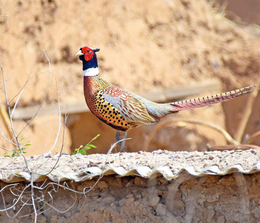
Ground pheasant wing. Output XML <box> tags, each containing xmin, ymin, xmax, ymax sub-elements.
<box><xmin>102</xmin><ymin>86</ymin><xmax>155</xmax><ymax>125</ymax></box>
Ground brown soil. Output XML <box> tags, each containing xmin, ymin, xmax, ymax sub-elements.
<box><xmin>63</xmin><ymin>173</ymin><xmax>260</xmax><ymax>223</ymax></box>
<box><xmin>2</xmin><ymin>173</ymin><xmax>260</xmax><ymax>223</ymax></box>
<box><xmin>0</xmin><ymin>0</ymin><xmax>260</xmax><ymax>156</ymax></box>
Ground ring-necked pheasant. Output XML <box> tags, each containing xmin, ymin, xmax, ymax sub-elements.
<box><xmin>76</xmin><ymin>46</ymin><xmax>260</xmax><ymax>152</ymax></box>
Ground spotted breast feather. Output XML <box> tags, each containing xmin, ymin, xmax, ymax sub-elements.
<box><xmin>92</xmin><ymin>86</ymin><xmax>156</xmax><ymax>131</ymax></box>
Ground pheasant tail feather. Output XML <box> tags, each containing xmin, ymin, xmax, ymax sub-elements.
<box><xmin>170</xmin><ymin>83</ymin><xmax>260</xmax><ymax>112</ymax></box>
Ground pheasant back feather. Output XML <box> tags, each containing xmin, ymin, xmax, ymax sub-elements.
<box><xmin>102</xmin><ymin>86</ymin><xmax>156</xmax><ymax>124</ymax></box>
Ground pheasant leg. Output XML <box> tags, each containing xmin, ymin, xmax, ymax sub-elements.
<box><xmin>115</xmin><ymin>131</ymin><xmax>127</xmax><ymax>152</ymax></box>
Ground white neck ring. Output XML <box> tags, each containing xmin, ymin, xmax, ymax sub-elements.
<box><xmin>83</xmin><ymin>67</ymin><xmax>99</xmax><ymax>77</ymax></box>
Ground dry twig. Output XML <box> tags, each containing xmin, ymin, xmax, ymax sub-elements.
<box><xmin>0</xmin><ymin>50</ymin><xmax>71</xmax><ymax>222</ymax></box>
<box><xmin>235</xmin><ymin>86</ymin><xmax>259</xmax><ymax>143</ymax></box>
<box><xmin>143</xmin><ymin>117</ymin><xmax>240</xmax><ymax>151</ymax></box>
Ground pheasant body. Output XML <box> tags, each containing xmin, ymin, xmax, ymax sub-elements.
<box><xmin>84</xmin><ymin>76</ymin><xmax>156</xmax><ymax>131</ymax></box>
<box><xmin>76</xmin><ymin>46</ymin><xmax>260</xmax><ymax>152</ymax></box>
<box><xmin>84</xmin><ymin>74</ymin><xmax>178</xmax><ymax>132</ymax></box>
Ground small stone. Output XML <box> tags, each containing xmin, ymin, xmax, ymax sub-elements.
<box><xmin>103</xmin><ymin>196</ymin><xmax>115</xmax><ymax>203</ymax></box>
<box><xmin>156</xmin><ymin>203</ymin><xmax>166</xmax><ymax>216</ymax></box>
<box><xmin>134</xmin><ymin>177</ymin><xmax>146</xmax><ymax>186</ymax></box>
<box><xmin>158</xmin><ymin>177</ymin><xmax>167</xmax><ymax>184</ymax></box>
<box><xmin>148</xmin><ymin>195</ymin><xmax>160</xmax><ymax>208</ymax></box>
<box><xmin>97</xmin><ymin>181</ymin><xmax>108</xmax><ymax>189</ymax></box>
<box><xmin>216</xmin><ymin>216</ymin><xmax>225</xmax><ymax>223</ymax></box>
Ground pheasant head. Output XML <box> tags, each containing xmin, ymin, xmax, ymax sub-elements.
<box><xmin>76</xmin><ymin>46</ymin><xmax>100</xmax><ymax>76</ymax></box>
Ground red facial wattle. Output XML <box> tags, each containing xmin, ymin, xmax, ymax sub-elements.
<box><xmin>82</xmin><ymin>46</ymin><xmax>94</xmax><ymax>61</ymax></box>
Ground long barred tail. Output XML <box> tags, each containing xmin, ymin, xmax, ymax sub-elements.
<box><xmin>170</xmin><ymin>83</ymin><xmax>260</xmax><ymax>112</ymax></box>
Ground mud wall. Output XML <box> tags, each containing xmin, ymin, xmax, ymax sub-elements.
<box><xmin>1</xmin><ymin>173</ymin><xmax>260</xmax><ymax>222</ymax></box>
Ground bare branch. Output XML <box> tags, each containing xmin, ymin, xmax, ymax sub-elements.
<box><xmin>0</xmin><ymin>144</ymin><xmax>16</xmax><ymax>153</ymax></box>
<box><xmin>106</xmin><ymin>138</ymin><xmax>131</xmax><ymax>159</ymax></box>
<box><xmin>40</xmin><ymin>193</ymin><xmax>77</xmax><ymax>213</ymax></box>
<box><xmin>243</xmin><ymin>130</ymin><xmax>260</xmax><ymax>144</ymax></box>
<box><xmin>0</xmin><ymin>184</ymin><xmax>31</xmax><ymax>212</ymax></box>
<box><xmin>0</xmin><ymin>128</ymin><xmax>16</xmax><ymax>146</ymax></box>
<box><xmin>0</xmin><ymin>183</ymin><xmax>19</xmax><ymax>193</ymax></box>
<box><xmin>143</xmin><ymin>117</ymin><xmax>240</xmax><ymax>151</ymax></box>
<box><xmin>235</xmin><ymin>87</ymin><xmax>259</xmax><ymax>143</ymax></box>
<box><xmin>30</xmin><ymin>177</ymin><xmax>37</xmax><ymax>223</ymax></box>
<box><xmin>0</xmin><ymin>98</ymin><xmax>12</xmax><ymax>140</ymax></box>
<box><xmin>47</xmin><ymin>76</ymin><xmax>62</xmax><ymax>155</ymax></box>
<box><xmin>0</xmin><ymin>61</ymin><xmax>29</xmax><ymax>169</ymax></box>
<box><xmin>208</xmin><ymin>144</ymin><xmax>260</xmax><ymax>151</ymax></box>
<box><xmin>44</xmin><ymin>112</ymin><xmax>68</xmax><ymax>175</ymax></box>
<box><xmin>17</xmin><ymin>51</ymin><xmax>52</xmax><ymax>137</ymax></box>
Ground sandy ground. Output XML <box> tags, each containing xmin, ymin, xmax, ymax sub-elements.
<box><xmin>0</xmin><ymin>0</ymin><xmax>260</xmax><ymax>155</ymax></box>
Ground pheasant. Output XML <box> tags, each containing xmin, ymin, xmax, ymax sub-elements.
<box><xmin>76</xmin><ymin>46</ymin><xmax>260</xmax><ymax>152</ymax></box>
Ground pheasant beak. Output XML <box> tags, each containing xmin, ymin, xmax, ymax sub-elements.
<box><xmin>75</xmin><ymin>50</ymin><xmax>83</xmax><ymax>56</ymax></box>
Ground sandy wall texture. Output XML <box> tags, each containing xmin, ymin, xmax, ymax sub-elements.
<box><xmin>1</xmin><ymin>173</ymin><xmax>260</xmax><ymax>223</ymax></box>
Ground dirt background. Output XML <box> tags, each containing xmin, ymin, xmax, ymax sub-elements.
<box><xmin>0</xmin><ymin>0</ymin><xmax>260</xmax><ymax>155</ymax></box>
